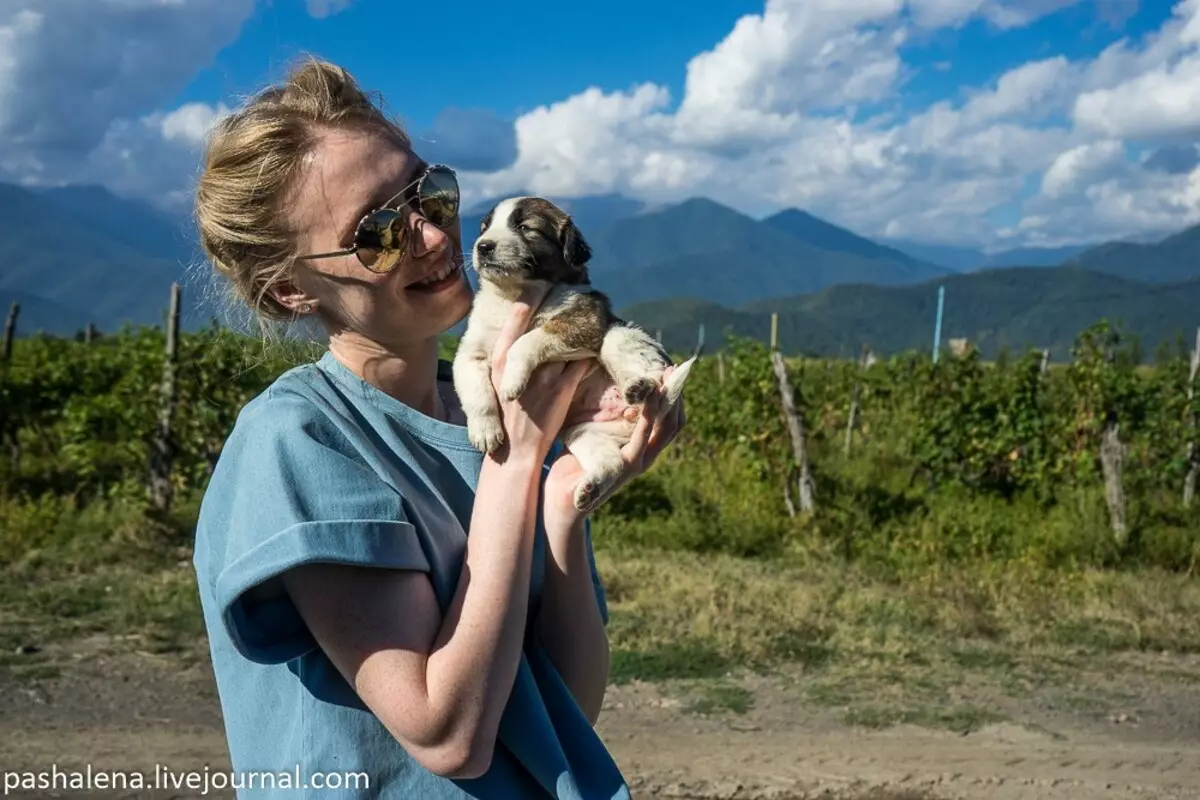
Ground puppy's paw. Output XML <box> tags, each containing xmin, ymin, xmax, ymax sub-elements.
<box><xmin>622</xmin><ymin>376</ymin><xmax>657</xmax><ymax>405</ymax></box>
<box><xmin>497</xmin><ymin>372</ymin><xmax>529</xmax><ymax>404</ymax></box>
<box><xmin>467</xmin><ymin>414</ymin><xmax>505</xmax><ymax>454</ymax></box>
<box><xmin>572</xmin><ymin>479</ymin><xmax>601</xmax><ymax>514</ymax></box>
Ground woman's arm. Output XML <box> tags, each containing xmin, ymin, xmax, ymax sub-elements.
<box><xmin>281</xmin><ymin>447</ymin><xmax>544</xmax><ymax>779</ymax></box>
<box><xmin>536</xmin><ymin>378</ymin><xmax>687</xmax><ymax>723</ymax></box>
<box><xmin>536</xmin><ymin>517</ymin><xmax>610</xmax><ymax>723</ymax></box>
<box><xmin>281</xmin><ymin>294</ymin><xmax>589</xmax><ymax>779</ymax></box>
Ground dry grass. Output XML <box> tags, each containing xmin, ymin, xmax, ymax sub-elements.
<box><xmin>594</xmin><ymin>544</ymin><xmax>1200</xmax><ymax>723</ymax></box>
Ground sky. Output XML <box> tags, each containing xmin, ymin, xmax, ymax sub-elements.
<box><xmin>1</xmin><ymin>0</ymin><xmax>1198</xmax><ymax>250</ymax></box>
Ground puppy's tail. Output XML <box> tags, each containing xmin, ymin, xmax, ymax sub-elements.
<box><xmin>663</xmin><ymin>354</ymin><xmax>697</xmax><ymax>407</ymax></box>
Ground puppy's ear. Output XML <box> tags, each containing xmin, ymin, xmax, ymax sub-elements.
<box><xmin>558</xmin><ymin>215</ymin><xmax>592</xmax><ymax>278</ymax></box>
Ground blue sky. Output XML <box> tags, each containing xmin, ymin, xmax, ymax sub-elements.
<box><xmin>1</xmin><ymin>0</ymin><xmax>1197</xmax><ymax>249</ymax></box>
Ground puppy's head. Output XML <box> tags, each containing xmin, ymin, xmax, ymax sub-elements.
<box><xmin>472</xmin><ymin>197</ymin><xmax>592</xmax><ymax>286</ymax></box>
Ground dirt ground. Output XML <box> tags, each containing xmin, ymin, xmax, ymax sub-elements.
<box><xmin>2</xmin><ymin>640</ymin><xmax>1199</xmax><ymax>799</ymax></box>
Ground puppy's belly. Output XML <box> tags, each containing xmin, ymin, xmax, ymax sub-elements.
<box><xmin>572</xmin><ymin>365</ymin><xmax>624</xmax><ymax>412</ymax></box>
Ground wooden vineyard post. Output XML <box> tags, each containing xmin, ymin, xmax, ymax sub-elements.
<box><xmin>2</xmin><ymin>301</ymin><xmax>18</xmax><ymax>470</ymax></box>
<box><xmin>1184</xmin><ymin>327</ymin><xmax>1200</xmax><ymax>509</ymax></box>
<box><xmin>1098</xmin><ymin>344</ymin><xmax>1127</xmax><ymax>545</ymax></box>
<box><xmin>844</xmin><ymin>344</ymin><xmax>871</xmax><ymax>457</ymax></box>
<box><xmin>149</xmin><ymin>283</ymin><xmax>181</xmax><ymax>515</ymax></box>
<box><xmin>771</xmin><ymin>349</ymin><xmax>815</xmax><ymax>515</ymax></box>
<box><xmin>2</xmin><ymin>301</ymin><xmax>17</xmax><ymax>364</ymax></box>
<box><xmin>85</xmin><ymin>322</ymin><xmax>96</xmax><ymax>344</ymax></box>
<box><xmin>717</xmin><ymin>350</ymin><xmax>726</xmax><ymax>383</ymax></box>
<box><xmin>1040</xmin><ymin>348</ymin><xmax>1051</xmax><ymax>374</ymax></box>
<box><xmin>770</xmin><ymin>312</ymin><xmax>779</xmax><ymax>351</ymax></box>
<box><xmin>1100</xmin><ymin>414</ymin><xmax>1128</xmax><ymax>546</ymax></box>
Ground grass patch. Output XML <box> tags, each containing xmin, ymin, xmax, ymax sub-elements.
<box><xmin>2</xmin><ymin>489</ymin><xmax>1198</xmax><ymax>732</ymax></box>
<box><xmin>609</xmin><ymin>642</ymin><xmax>729</xmax><ymax>684</ymax></box>
<box><xmin>592</xmin><ymin>542</ymin><xmax>1200</xmax><ymax>720</ymax></box>
<box><xmin>844</xmin><ymin>704</ymin><xmax>1006</xmax><ymax>734</ymax></box>
<box><xmin>685</xmin><ymin>682</ymin><xmax>754</xmax><ymax>716</ymax></box>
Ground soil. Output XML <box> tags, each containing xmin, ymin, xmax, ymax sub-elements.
<box><xmin>1</xmin><ymin>639</ymin><xmax>1199</xmax><ymax>799</ymax></box>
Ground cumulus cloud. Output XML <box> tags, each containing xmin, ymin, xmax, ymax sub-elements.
<box><xmin>4</xmin><ymin>0</ymin><xmax>1196</xmax><ymax>248</ymax></box>
<box><xmin>457</xmin><ymin>0</ymin><xmax>1200</xmax><ymax>247</ymax></box>
<box><xmin>0</xmin><ymin>1</ymin><xmax>252</xmax><ymax>166</ymax></box>
<box><xmin>0</xmin><ymin>0</ymin><xmax>251</xmax><ymax>212</ymax></box>
<box><xmin>907</xmin><ymin>0</ymin><xmax>1084</xmax><ymax>30</ymax></box>
<box><xmin>73</xmin><ymin>102</ymin><xmax>231</xmax><ymax>212</ymax></box>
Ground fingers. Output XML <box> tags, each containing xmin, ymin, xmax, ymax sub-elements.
<box><xmin>620</xmin><ymin>390</ymin><xmax>660</xmax><ymax>468</ymax></box>
<box><xmin>647</xmin><ymin>392</ymin><xmax>685</xmax><ymax>457</ymax></box>
<box><xmin>491</xmin><ymin>290</ymin><xmax>548</xmax><ymax>378</ymax></box>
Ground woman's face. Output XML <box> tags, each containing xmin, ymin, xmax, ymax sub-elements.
<box><xmin>282</xmin><ymin>127</ymin><xmax>473</xmax><ymax>349</ymax></box>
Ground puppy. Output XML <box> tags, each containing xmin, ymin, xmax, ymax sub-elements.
<box><xmin>452</xmin><ymin>196</ymin><xmax>695</xmax><ymax>514</ymax></box>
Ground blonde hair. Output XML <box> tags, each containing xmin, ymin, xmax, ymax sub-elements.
<box><xmin>193</xmin><ymin>56</ymin><xmax>410</xmax><ymax>324</ymax></box>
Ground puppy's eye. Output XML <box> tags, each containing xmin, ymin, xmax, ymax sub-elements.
<box><xmin>518</xmin><ymin>223</ymin><xmax>537</xmax><ymax>234</ymax></box>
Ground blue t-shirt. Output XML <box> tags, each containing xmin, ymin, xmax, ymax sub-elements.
<box><xmin>192</xmin><ymin>351</ymin><xmax>628</xmax><ymax>799</ymax></box>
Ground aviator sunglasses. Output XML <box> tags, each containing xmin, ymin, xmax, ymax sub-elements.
<box><xmin>297</xmin><ymin>163</ymin><xmax>460</xmax><ymax>274</ymax></box>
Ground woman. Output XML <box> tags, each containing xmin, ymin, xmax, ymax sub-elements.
<box><xmin>190</xmin><ymin>57</ymin><xmax>682</xmax><ymax>798</ymax></box>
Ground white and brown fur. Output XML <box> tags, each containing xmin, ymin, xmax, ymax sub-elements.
<box><xmin>452</xmin><ymin>196</ymin><xmax>695</xmax><ymax>513</ymax></box>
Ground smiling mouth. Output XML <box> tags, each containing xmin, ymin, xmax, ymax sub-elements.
<box><xmin>407</xmin><ymin>260</ymin><xmax>463</xmax><ymax>292</ymax></box>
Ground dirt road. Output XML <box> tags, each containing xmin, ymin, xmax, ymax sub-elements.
<box><xmin>2</xmin><ymin>643</ymin><xmax>1198</xmax><ymax>799</ymax></box>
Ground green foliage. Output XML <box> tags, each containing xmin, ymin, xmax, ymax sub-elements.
<box><xmin>1</xmin><ymin>320</ymin><xmax>1197</xmax><ymax>574</ymax></box>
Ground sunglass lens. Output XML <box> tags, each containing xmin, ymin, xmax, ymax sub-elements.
<box><xmin>356</xmin><ymin>209</ymin><xmax>407</xmax><ymax>272</ymax></box>
<box><xmin>420</xmin><ymin>166</ymin><xmax>459</xmax><ymax>227</ymax></box>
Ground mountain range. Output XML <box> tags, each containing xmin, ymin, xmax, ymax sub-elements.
<box><xmin>1</xmin><ymin>181</ymin><xmax>1197</xmax><ymax>359</ymax></box>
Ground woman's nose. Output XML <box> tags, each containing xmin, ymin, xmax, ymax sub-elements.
<box><xmin>409</xmin><ymin>212</ymin><xmax>449</xmax><ymax>258</ymax></box>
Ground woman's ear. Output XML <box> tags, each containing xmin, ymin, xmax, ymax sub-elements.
<box><xmin>267</xmin><ymin>280</ymin><xmax>318</xmax><ymax>314</ymax></box>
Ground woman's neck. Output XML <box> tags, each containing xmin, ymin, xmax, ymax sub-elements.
<box><xmin>327</xmin><ymin>331</ymin><xmax>445</xmax><ymax>420</ymax></box>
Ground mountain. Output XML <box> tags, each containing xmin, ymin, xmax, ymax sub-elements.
<box><xmin>33</xmin><ymin>184</ymin><xmax>197</xmax><ymax>264</ymax></box>
<box><xmin>0</xmin><ymin>183</ymin><xmax>213</xmax><ymax>337</ymax></box>
<box><xmin>762</xmin><ymin>209</ymin><xmax>951</xmax><ymax>281</ymax></box>
<box><xmin>8</xmin><ymin>178</ymin><xmax>1200</xmax><ymax>344</ymax></box>
<box><xmin>585</xmin><ymin>198</ymin><xmax>958</xmax><ymax>307</ymax></box>
<box><xmin>981</xmin><ymin>244</ymin><xmax>1091</xmax><ymax>268</ymax></box>
<box><xmin>883</xmin><ymin>239</ymin><xmax>1092</xmax><ymax>271</ymax></box>
<box><xmin>621</xmin><ymin>267</ymin><xmax>1200</xmax><ymax>360</ymax></box>
<box><xmin>1065</xmin><ymin>223</ymin><xmax>1200</xmax><ymax>283</ymax></box>
<box><xmin>459</xmin><ymin>192</ymin><xmax>650</xmax><ymax>255</ymax></box>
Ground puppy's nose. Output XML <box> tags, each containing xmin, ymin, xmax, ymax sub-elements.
<box><xmin>475</xmin><ymin>240</ymin><xmax>496</xmax><ymax>255</ymax></box>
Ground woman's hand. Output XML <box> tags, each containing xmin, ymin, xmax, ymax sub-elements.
<box><xmin>543</xmin><ymin>366</ymin><xmax>687</xmax><ymax>536</ymax></box>
<box><xmin>489</xmin><ymin>286</ymin><xmax>590</xmax><ymax>464</ymax></box>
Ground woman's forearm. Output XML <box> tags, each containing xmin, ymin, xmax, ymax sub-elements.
<box><xmin>420</xmin><ymin>450</ymin><xmax>545</xmax><ymax>770</ymax></box>
<box><xmin>537</xmin><ymin>519</ymin><xmax>610</xmax><ymax>723</ymax></box>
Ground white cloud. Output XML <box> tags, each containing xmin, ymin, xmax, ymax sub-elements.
<box><xmin>4</xmin><ymin>0</ymin><xmax>1195</xmax><ymax>249</ymax></box>
<box><xmin>1041</xmin><ymin>140</ymin><xmax>1127</xmax><ymax>198</ymax></box>
<box><xmin>459</xmin><ymin>0</ymin><xmax>1200</xmax><ymax>248</ymax></box>
<box><xmin>0</xmin><ymin>0</ymin><xmax>252</xmax><ymax>209</ymax></box>
<box><xmin>1074</xmin><ymin>53</ymin><xmax>1200</xmax><ymax>138</ymax></box>
<box><xmin>907</xmin><ymin>0</ymin><xmax>1084</xmax><ymax>29</ymax></box>
<box><xmin>76</xmin><ymin>102</ymin><xmax>229</xmax><ymax>212</ymax></box>
<box><xmin>0</xmin><ymin>1</ymin><xmax>252</xmax><ymax>160</ymax></box>
<box><xmin>306</xmin><ymin>0</ymin><xmax>354</xmax><ymax>18</ymax></box>
<box><xmin>158</xmin><ymin>102</ymin><xmax>232</xmax><ymax>147</ymax></box>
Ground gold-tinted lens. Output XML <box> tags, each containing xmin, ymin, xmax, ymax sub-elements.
<box><xmin>356</xmin><ymin>208</ymin><xmax>407</xmax><ymax>273</ymax></box>
<box><xmin>420</xmin><ymin>165</ymin><xmax>459</xmax><ymax>227</ymax></box>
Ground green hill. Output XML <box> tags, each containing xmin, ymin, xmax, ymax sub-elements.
<box><xmin>1065</xmin><ymin>224</ymin><xmax>1200</xmax><ymax>283</ymax></box>
<box><xmin>621</xmin><ymin>267</ymin><xmax>1200</xmax><ymax>359</ymax></box>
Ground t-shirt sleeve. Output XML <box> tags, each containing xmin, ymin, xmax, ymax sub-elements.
<box><xmin>202</xmin><ymin>389</ymin><xmax>429</xmax><ymax>665</ymax></box>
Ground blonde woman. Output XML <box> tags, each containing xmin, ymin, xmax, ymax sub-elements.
<box><xmin>190</xmin><ymin>58</ymin><xmax>683</xmax><ymax>798</ymax></box>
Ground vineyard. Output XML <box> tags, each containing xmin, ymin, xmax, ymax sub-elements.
<box><xmin>5</xmin><ymin>318</ymin><xmax>1200</xmax><ymax>800</ymax></box>
<box><xmin>1</xmin><ymin>318</ymin><xmax>1198</xmax><ymax>576</ymax></box>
